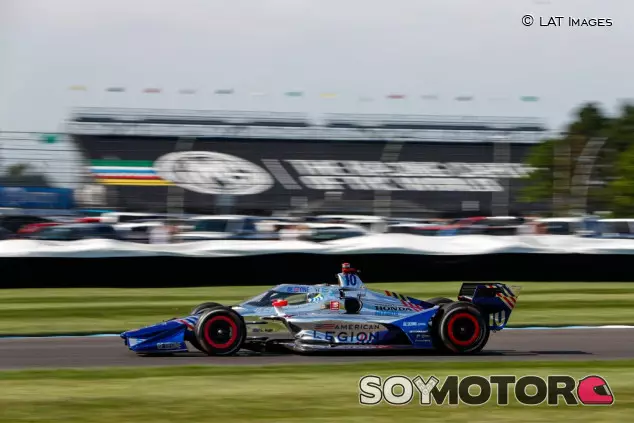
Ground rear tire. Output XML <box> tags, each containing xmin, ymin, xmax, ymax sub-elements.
<box><xmin>194</xmin><ymin>307</ymin><xmax>246</xmax><ymax>356</ymax></box>
<box><xmin>427</xmin><ymin>297</ymin><xmax>454</xmax><ymax>305</ymax></box>
<box><xmin>432</xmin><ymin>302</ymin><xmax>489</xmax><ymax>354</ymax></box>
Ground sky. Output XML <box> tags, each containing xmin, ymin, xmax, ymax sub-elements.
<box><xmin>1</xmin><ymin>0</ymin><xmax>633</xmax><ymax>133</ymax></box>
<box><xmin>0</xmin><ymin>0</ymin><xmax>633</xmax><ymax>187</ymax></box>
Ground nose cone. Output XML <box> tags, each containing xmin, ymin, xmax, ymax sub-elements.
<box><xmin>577</xmin><ymin>376</ymin><xmax>614</xmax><ymax>405</ymax></box>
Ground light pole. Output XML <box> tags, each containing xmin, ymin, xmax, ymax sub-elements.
<box><xmin>166</xmin><ymin>137</ymin><xmax>195</xmax><ymax>216</ymax></box>
<box><xmin>570</xmin><ymin>137</ymin><xmax>607</xmax><ymax>215</ymax></box>
<box><xmin>373</xmin><ymin>132</ymin><xmax>406</xmax><ymax>217</ymax></box>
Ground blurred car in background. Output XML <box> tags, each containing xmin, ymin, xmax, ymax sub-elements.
<box><xmin>0</xmin><ymin>227</ymin><xmax>14</xmax><ymax>240</ymax></box>
<box><xmin>99</xmin><ymin>212</ymin><xmax>171</xmax><ymax>224</ymax></box>
<box><xmin>462</xmin><ymin>216</ymin><xmax>525</xmax><ymax>236</ymax></box>
<box><xmin>306</xmin><ymin>215</ymin><xmax>388</xmax><ymax>233</ymax></box>
<box><xmin>174</xmin><ymin>215</ymin><xmax>293</xmax><ymax>241</ymax></box>
<box><xmin>386</xmin><ymin>223</ymin><xmax>439</xmax><ymax>235</ymax></box>
<box><xmin>524</xmin><ymin>217</ymin><xmax>586</xmax><ymax>235</ymax></box>
<box><xmin>25</xmin><ymin>223</ymin><xmax>122</xmax><ymax>241</ymax></box>
<box><xmin>115</xmin><ymin>220</ymin><xmax>194</xmax><ymax>243</ymax></box>
<box><xmin>593</xmin><ymin>219</ymin><xmax>634</xmax><ymax>239</ymax></box>
<box><xmin>277</xmin><ymin>222</ymin><xmax>369</xmax><ymax>242</ymax></box>
<box><xmin>0</xmin><ymin>214</ymin><xmax>63</xmax><ymax>234</ymax></box>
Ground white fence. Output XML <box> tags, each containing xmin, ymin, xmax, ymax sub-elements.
<box><xmin>1</xmin><ymin>234</ymin><xmax>634</xmax><ymax>258</ymax></box>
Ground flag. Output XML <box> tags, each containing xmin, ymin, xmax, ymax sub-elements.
<box><xmin>455</xmin><ymin>96</ymin><xmax>473</xmax><ymax>101</ymax></box>
<box><xmin>143</xmin><ymin>88</ymin><xmax>161</xmax><ymax>93</ymax></box>
<box><xmin>214</xmin><ymin>89</ymin><xmax>234</xmax><ymax>95</ymax></box>
<box><xmin>387</xmin><ymin>94</ymin><xmax>405</xmax><ymax>99</ymax></box>
<box><xmin>106</xmin><ymin>87</ymin><xmax>125</xmax><ymax>92</ymax></box>
<box><xmin>420</xmin><ymin>94</ymin><xmax>438</xmax><ymax>100</ymax></box>
<box><xmin>178</xmin><ymin>88</ymin><xmax>196</xmax><ymax>94</ymax></box>
<box><xmin>68</xmin><ymin>85</ymin><xmax>87</xmax><ymax>91</ymax></box>
<box><xmin>320</xmin><ymin>93</ymin><xmax>337</xmax><ymax>98</ymax></box>
<box><xmin>40</xmin><ymin>134</ymin><xmax>59</xmax><ymax>144</ymax></box>
<box><xmin>521</xmin><ymin>96</ymin><xmax>540</xmax><ymax>102</ymax></box>
<box><xmin>285</xmin><ymin>91</ymin><xmax>303</xmax><ymax>97</ymax></box>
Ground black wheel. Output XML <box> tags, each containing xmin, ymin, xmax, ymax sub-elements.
<box><xmin>191</xmin><ymin>302</ymin><xmax>223</xmax><ymax>315</ymax></box>
<box><xmin>432</xmin><ymin>302</ymin><xmax>489</xmax><ymax>354</ymax></box>
<box><xmin>188</xmin><ymin>336</ymin><xmax>205</xmax><ymax>353</ymax></box>
<box><xmin>194</xmin><ymin>307</ymin><xmax>246</xmax><ymax>356</ymax></box>
<box><xmin>427</xmin><ymin>297</ymin><xmax>454</xmax><ymax>305</ymax></box>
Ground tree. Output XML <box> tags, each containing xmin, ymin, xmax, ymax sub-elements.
<box><xmin>6</xmin><ymin>163</ymin><xmax>31</xmax><ymax>178</ymax></box>
<box><xmin>0</xmin><ymin>163</ymin><xmax>50</xmax><ymax>187</ymax></box>
<box><xmin>519</xmin><ymin>102</ymin><xmax>619</xmax><ymax>215</ymax></box>
<box><xmin>608</xmin><ymin>144</ymin><xmax>634</xmax><ymax>217</ymax></box>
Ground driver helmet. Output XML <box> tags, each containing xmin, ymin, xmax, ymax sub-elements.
<box><xmin>342</xmin><ymin>262</ymin><xmax>355</xmax><ymax>273</ymax></box>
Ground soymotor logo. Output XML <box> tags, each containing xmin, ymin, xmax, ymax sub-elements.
<box><xmin>359</xmin><ymin>374</ymin><xmax>614</xmax><ymax>406</ymax></box>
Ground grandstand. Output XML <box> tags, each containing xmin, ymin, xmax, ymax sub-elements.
<box><xmin>66</xmin><ymin>108</ymin><xmax>549</xmax><ymax>217</ymax></box>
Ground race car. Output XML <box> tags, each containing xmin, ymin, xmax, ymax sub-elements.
<box><xmin>121</xmin><ymin>263</ymin><xmax>521</xmax><ymax>356</ymax></box>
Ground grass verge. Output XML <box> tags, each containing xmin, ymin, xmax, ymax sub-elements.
<box><xmin>2</xmin><ymin>282</ymin><xmax>634</xmax><ymax>335</ymax></box>
<box><xmin>0</xmin><ymin>360</ymin><xmax>630</xmax><ymax>422</ymax></box>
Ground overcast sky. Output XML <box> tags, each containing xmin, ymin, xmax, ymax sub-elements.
<box><xmin>1</xmin><ymin>0</ymin><xmax>633</xmax><ymax>134</ymax></box>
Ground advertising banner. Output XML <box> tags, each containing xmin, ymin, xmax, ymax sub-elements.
<box><xmin>0</xmin><ymin>187</ymin><xmax>75</xmax><ymax>209</ymax></box>
<box><xmin>74</xmin><ymin>136</ymin><xmax>536</xmax><ymax>215</ymax></box>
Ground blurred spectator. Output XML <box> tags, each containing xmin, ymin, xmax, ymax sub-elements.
<box><xmin>279</xmin><ymin>224</ymin><xmax>301</xmax><ymax>240</ymax></box>
<box><xmin>279</xmin><ymin>223</ymin><xmax>312</xmax><ymax>240</ymax></box>
<box><xmin>167</xmin><ymin>220</ymin><xmax>180</xmax><ymax>241</ymax></box>
<box><xmin>149</xmin><ymin>222</ymin><xmax>171</xmax><ymax>244</ymax></box>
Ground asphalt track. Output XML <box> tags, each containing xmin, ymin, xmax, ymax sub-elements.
<box><xmin>1</xmin><ymin>328</ymin><xmax>633</xmax><ymax>370</ymax></box>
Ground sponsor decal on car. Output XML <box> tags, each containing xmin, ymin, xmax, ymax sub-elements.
<box><xmin>375</xmin><ymin>304</ymin><xmax>414</xmax><ymax>312</ymax></box>
<box><xmin>157</xmin><ymin>342</ymin><xmax>181</xmax><ymax>350</ymax></box>
<box><xmin>313</xmin><ymin>330</ymin><xmax>380</xmax><ymax>344</ymax></box>
<box><xmin>315</xmin><ymin>323</ymin><xmax>382</xmax><ymax>331</ymax></box>
<box><xmin>330</xmin><ymin>301</ymin><xmax>341</xmax><ymax>311</ymax></box>
<box><xmin>287</xmin><ymin>286</ymin><xmax>310</xmax><ymax>293</ymax></box>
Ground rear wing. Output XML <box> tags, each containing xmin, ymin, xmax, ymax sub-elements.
<box><xmin>458</xmin><ymin>283</ymin><xmax>522</xmax><ymax>331</ymax></box>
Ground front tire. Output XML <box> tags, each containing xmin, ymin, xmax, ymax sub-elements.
<box><xmin>191</xmin><ymin>302</ymin><xmax>223</xmax><ymax>315</ymax></box>
<box><xmin>194</xmin><ymin>307</ymin><xmax>246</xmax><ymax>356</ymax></box>
<box><xmin>433</xmin><ymin>302</ymin><xmax>489</xmax><ymax>354</ymax></box>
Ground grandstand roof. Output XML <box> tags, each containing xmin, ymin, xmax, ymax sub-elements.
<box><xmin>66</xmin><ymin>107</ymin><xmax>550</xmax><ymax>143</ymax></box>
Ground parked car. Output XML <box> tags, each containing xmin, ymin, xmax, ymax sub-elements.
<box><xmin>594</xmin><ymin>219</ymin><xmax>634</xmax><ymax>239</ymax></box>
<box><xmin>26</xmin><ymin>223</ymin><xmax>122</xmax><ymax>241</ymax></box>
<box><xmin>175</xmin><ymin>215</ymin><xmax>292</xmax><ymax>241</ymax></box>
<box><xmin>115</xmin><ymin>220</ymin><xmax>193</xmax><ymax>243</ymax></box>
<box><xmin>464</xmin><ymin>216</ymin><xmax>525</xmax><ymax>236</ymax></box>
<box><xmin>273</xmin><ymin>222</ymin><xmax>369</xmax><ymax>242</ymax></box>
<box><xmin>309</xmin><ymin>215</ymin><xmax>388</xmax><ymax>233</ymax></box>
<box><xmin>386</xmin><ymin>223</ymin><xmax>440</xmax><ymax>236</ymax></box>
<box><xmin>0</xmin><ymin>214</ymin><xmax>59</xmax><ymax>234</ymax></box>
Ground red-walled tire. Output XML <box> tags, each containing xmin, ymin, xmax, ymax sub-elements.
<box><xmin>434</xmin><ymin>302</ymin><xmax>489</xmax><ymax>354</ymax></box>
<box><xmin>194</xmin><ymin>307</ymin><xmax>246</xmax><ymax>356</ymax></box>
<box><xmin>191</xmin><ymin>302</ymin><xmax>223</xmax><ymax>315</ymax></box>
<box><xmin>426</xmin><ymin>297</ymin><xmax>454</xmax><ymax>306</ymax></box>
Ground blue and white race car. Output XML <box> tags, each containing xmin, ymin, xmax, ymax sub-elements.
<box><xmin>121</xmin><ymin>263</ymin><xmax>521</xmax><ymax>356</ymax></box>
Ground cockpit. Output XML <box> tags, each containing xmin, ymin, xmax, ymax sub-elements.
<box><xmin>240</xmin><ymin>286</ymin><xmax>326</xmax><ymax>307</ymax></box>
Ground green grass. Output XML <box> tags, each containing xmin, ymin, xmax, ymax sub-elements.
<box><xmin>0</xmin><ymin>360</ymin><xmax>630</xmax><ymax>422</ymax></box>
<box><xmin>2</xmin><ymin>282</ymin><xmax>634</xmax><ymax>335</ymax></box>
